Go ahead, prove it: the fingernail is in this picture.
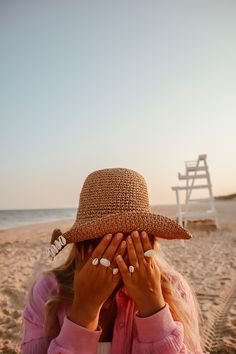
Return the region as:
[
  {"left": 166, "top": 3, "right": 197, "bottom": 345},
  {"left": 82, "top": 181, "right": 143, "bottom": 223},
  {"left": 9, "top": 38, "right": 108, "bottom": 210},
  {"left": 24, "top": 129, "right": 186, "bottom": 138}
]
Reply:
[
  {"left": 132, "top": 231, "right": 139, "bottom": 238},
  {"left": 141, "top": 231, "right": 147, "bottom": 238},
  {"left": 106, "top": 234, "right": 112, "bottom": 240},
  {"left": 116, "top": 233, "right": 123, "bottom": 240},
  {"left": 116, "top": 255, "right": 122, "bottom": 260},
  {"left": 127, "top": 236, "right": 132, "bottom": 243},
  {"left": 121, "top": 240, "right": 126, "bottom": 248}
]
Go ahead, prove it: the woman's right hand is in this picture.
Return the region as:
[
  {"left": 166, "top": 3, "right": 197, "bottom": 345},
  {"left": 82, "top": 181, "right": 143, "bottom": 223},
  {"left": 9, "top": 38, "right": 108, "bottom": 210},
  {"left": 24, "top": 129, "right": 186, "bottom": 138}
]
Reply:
[{"left": 68, "top": 233, "right": 127, "bottom": 329}]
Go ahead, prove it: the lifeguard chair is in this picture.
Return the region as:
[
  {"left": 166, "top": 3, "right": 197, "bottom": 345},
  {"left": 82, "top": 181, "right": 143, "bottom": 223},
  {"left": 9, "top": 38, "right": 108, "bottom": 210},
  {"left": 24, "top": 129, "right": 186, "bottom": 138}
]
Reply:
[{"left": 172, "top": 154, "right": 219, "bottom": 228}]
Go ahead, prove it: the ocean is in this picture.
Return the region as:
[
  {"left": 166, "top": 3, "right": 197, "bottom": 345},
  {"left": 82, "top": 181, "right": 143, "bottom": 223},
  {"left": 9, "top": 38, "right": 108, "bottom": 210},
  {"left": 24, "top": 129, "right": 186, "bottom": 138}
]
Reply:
[
  {"left": 0, "top": 208, "right": 77, "bottom": 230},
  {"left": 1, "top": 201, "right": 229, "bottom": 231},
  {"left": 0, "top": 205, "right": 174, "bottom": 231}
]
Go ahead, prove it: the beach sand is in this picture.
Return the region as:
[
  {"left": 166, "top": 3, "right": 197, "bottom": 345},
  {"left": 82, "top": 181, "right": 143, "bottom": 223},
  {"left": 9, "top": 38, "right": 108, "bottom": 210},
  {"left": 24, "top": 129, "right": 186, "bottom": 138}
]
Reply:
[{"left": 0, "top": 201, "right": 236, "bottom": 353}]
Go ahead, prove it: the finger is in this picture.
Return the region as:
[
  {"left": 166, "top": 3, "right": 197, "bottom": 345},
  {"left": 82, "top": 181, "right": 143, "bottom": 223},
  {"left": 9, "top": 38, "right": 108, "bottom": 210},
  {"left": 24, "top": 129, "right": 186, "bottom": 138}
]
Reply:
[
  {"left": 123, "top": 252, "right": 129, "bottom": 265},
  {"left": 102, "top": 233, "right": 124, "bottom": 262},
  {"left": 131, "top": 230, "right": 145, "bottom": 261},
  {"left": 91, "top": 233, "right": 113, "bottom": 259},
  {"left": 140, "top": 231, "right": 156, "bottom": 263},
  {"left": 126, "top": 235, "right": 139, "bottom": 267},
  {"left": 112, "top": 240, "right": 127, "bottom": 266},
  {"left": 140, "top": 231, "right": 153, "bottom": 252},
  {"left": 116, "top": 255, "right": 130, "bottom": 279},
  {"left": 111, "top": 240, "right": 127, "bottom": 277}
]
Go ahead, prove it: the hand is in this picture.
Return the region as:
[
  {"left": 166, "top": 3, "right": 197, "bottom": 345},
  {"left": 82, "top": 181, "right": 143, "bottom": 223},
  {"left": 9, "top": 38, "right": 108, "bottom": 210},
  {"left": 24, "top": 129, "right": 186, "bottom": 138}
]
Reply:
[
  {"left": 116, "top": 230, "right": 165, "bottom": 317},
  {"left": 71, "top": 232, "right": 127, "bottom": 314}
]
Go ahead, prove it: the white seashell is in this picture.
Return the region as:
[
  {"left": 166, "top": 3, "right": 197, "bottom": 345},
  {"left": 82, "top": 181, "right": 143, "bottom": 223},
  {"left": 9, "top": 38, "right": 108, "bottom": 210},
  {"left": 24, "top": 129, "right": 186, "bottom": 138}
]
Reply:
[
  {"left": 48, "top": 247, "right": 56, "bottom": 258},
  {"left": 144, "top": 249, "right": 156, "bottom": 257},
  {"left": 50, "top": 244, "right": 59, "bottom": 255},
  {"left": 100, "top": 258, "right": 111, "bottom": 267},
  {"left": 113, "top": 268, "right": 119, "bottom": 275},
  {"left": 54, "top": 240, "right": 62, "bottom": 250},
  {"left": 92, "top": 258, "right": 99, "bottom": 265},
  {"left": 129, "top": 265, "right": 135, "bottom": 273},
  {"left": 58, "top": 235, "right": 67, "bottom": 246}
]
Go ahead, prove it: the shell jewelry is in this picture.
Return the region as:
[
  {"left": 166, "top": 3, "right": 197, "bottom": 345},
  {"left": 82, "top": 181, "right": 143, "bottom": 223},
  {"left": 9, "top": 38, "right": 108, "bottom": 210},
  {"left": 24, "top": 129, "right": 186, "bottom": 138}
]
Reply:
[
  {"left": 129, "top": 265, "right": 135, "bottom": 273},
  {"left": 91, "top": 257, "right": 99, "bottom": 266},
  {"left": 50, "top": 244, "right": 58, "bottom": 254},
  {"left": 100, "top": 258, "right": 111, "bottom": 267},
  {"left": 113, "top": 268, "right": 119, "bottom": 275},
  {"left": 58, "top": 235, "right": 67, "bottom": 245},
  {"left": 47, "top": 235, "right": 67, "bottom": 260},
  {"left": 144, "top": 249, "right": 156, "bottom": 257},
  {"left": 54, "top": 240, "right": 62, "bottom": 250}
]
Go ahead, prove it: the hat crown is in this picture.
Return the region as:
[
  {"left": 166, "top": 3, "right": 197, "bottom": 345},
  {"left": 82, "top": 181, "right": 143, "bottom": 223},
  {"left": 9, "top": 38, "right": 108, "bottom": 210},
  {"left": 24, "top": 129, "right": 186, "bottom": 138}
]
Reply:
[{"left": 77, "top": 168, "right": 151, "bottom": 224}]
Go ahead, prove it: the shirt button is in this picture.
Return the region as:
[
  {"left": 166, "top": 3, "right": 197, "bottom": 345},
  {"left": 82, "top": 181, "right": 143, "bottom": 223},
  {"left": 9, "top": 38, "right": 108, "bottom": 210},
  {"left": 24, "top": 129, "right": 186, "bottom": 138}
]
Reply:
[{"left": 119, "top": 322, "right": 125, "bottom": 328}]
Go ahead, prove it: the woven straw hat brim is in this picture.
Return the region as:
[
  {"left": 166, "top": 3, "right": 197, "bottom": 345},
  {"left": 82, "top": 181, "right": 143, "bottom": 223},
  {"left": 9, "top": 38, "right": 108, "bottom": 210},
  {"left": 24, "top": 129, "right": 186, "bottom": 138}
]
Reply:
[{"left": 62, "top": 211, "right": 192, "bottom": 243}]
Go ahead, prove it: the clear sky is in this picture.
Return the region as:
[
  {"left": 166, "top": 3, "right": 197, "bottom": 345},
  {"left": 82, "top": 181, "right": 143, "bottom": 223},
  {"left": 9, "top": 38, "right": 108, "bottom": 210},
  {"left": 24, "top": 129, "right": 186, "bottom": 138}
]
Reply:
[{"left": 1, "top": 0, "right": 236, "bottom": 209}]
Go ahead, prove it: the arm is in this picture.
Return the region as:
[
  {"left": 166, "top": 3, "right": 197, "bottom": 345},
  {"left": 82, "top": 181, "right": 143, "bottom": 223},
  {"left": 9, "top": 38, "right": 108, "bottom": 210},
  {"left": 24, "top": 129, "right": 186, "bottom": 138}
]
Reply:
[
  {"left": 48, "top": 317, "right": 102, "bottom": 354},
  {"left": 131, "top": 272, "right": 208, "bottom": 354},
  {"left": 21, "top": 274, "right": 103, "bottom": 354},
  {"left": 21, "top": 233, "right": 128, "bottom": 353},
  {"left": 22, "top": 317, "right": 103, "bottom": 354}
]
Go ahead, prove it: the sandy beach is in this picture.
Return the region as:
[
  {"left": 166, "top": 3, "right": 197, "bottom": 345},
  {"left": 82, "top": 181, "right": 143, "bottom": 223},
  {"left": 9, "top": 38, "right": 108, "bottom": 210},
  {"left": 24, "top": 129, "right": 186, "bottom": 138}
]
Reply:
[{"left": 0, "top": 201, "right": 236, "bottom": 354}]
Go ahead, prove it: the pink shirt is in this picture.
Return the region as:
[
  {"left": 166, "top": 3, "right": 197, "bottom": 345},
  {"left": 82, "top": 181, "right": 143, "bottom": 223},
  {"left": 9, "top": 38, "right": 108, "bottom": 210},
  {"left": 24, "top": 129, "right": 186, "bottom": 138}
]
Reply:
[
  {"left": 21, "top": 270, "right": 207, "bottom": 354},
  {"left": 97, "top": 342, "right": 112, "bottom": 354}
]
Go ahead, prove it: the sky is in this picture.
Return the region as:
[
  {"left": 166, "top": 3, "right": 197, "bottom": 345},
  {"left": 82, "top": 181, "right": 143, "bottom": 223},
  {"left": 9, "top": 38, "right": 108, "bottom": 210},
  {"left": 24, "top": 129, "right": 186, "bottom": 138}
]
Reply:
[{"left": 1, "top": 0, "right": 236, "bottom": 209}]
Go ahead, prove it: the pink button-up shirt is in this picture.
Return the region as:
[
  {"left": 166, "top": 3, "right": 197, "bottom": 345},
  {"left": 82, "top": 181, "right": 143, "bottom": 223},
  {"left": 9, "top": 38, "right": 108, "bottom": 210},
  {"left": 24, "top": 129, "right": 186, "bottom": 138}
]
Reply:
[{"left": 21, "top": 270, "right": 206, "bottom": 354}]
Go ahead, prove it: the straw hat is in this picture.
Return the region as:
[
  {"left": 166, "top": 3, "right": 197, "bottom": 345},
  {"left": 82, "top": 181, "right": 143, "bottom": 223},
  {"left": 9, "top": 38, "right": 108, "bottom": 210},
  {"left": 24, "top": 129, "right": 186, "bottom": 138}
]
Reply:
[{"left": 47, "top": 168, "right": 192, "bottom": 259}]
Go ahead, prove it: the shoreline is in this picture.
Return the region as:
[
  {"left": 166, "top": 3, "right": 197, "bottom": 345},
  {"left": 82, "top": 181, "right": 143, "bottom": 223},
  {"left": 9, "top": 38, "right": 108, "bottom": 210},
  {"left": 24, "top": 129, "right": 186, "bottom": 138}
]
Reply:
[{"left": 1, "top": 199, "right": 236, "bottom": 233}]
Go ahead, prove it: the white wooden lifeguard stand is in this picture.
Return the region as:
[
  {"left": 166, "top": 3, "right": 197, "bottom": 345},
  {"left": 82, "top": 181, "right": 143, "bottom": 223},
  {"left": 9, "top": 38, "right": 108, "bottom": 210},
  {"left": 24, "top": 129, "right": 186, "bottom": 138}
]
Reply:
[{"left": 172, "top": 154, "right": 219, "bottom": 228}]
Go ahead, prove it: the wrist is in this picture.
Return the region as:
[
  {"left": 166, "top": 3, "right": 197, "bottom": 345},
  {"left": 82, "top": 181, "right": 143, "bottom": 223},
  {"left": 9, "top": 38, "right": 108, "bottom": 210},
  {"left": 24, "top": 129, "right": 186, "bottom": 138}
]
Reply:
[
  {"left": 71, "top": 296, "right": 101, "bottom": 315},
  {"left": 68, "top": 309, "right": 100, "bottom": 330},
  {"left": 137, "top": 295, "right": 166, "bottom": 318},
  {"left": 68, "top": 300, "right": 101, "bottom": 330}
]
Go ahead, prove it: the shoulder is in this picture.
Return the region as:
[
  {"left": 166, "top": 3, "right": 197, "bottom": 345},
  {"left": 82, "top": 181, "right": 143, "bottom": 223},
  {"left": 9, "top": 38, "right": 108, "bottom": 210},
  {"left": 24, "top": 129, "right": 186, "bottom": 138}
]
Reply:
[
  {"left": 33, "top": 272, "right": 58, "bottom": 293},
  {"left": 168, "top": 269, "right": 192, "bottom": 302},
  {"left": 23, "top": 272, "right": 59, "bottom": 323},
  {"left": 29, "top": 272, "right": 59, "bottom": 309},
  {"left": 32, "top": 272, "right": 59, "bottom": 301}
]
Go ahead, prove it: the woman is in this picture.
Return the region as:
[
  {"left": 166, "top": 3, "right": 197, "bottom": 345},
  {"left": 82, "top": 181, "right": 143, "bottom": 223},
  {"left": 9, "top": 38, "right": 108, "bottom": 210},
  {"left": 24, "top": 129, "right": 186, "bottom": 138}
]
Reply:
[{"left": 21, "top": 168, "right": 206, "bottom": 354}]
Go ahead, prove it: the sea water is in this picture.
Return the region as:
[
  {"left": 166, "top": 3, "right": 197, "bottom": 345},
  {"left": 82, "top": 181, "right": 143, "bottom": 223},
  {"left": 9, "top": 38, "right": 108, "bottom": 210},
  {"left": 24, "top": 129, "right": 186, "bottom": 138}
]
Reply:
[{"left": 0, "top": 208, "right": 76, "bottom": 230}]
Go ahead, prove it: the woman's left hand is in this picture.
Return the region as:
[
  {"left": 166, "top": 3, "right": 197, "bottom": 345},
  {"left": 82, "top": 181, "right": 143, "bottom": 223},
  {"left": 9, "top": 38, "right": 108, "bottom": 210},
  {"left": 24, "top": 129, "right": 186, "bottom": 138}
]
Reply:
[{"left": 116, "top": 230, "right": 166, "bottom": 317}]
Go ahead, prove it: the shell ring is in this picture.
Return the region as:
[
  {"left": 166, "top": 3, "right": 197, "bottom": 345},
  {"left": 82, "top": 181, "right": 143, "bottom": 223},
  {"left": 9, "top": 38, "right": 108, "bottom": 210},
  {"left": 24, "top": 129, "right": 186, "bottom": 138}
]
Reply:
[
  {"left": 128, "top": 249, "right": 155, "bottom": 273},
  {"left": 90, "top": 249, "right": 155, "bottom": 274},
  {"left": 144, "top": 249, "right": 156, "bottom": 257},
  {"left": 91, "top": 257, "right": 119, "bottom": 275}
]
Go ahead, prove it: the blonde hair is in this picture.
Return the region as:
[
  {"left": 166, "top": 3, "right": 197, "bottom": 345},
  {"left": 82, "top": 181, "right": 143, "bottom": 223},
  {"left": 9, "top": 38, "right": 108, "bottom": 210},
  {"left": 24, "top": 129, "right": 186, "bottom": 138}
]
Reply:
[{"left": 43, "top": 236, "right": 203, "bottom": 351}]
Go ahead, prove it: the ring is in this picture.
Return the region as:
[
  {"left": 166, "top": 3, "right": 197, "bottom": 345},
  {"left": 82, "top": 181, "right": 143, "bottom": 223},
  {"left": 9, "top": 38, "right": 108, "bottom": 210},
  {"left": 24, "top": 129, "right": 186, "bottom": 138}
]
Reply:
[
  {"left": 144, "top": 249, "right": 156, "bottom": 257},
  {"left": 91, "top": 257, "right": 99, "bottom": 265},
  {"left": 112, "top": 268, "right": 119, "bottom": 275},
  {"left": 100, "top": 258, "right": 111, "bottom": 267},
  {"left": 129, "top": 265, "right": 135, "bottom": 273}
]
